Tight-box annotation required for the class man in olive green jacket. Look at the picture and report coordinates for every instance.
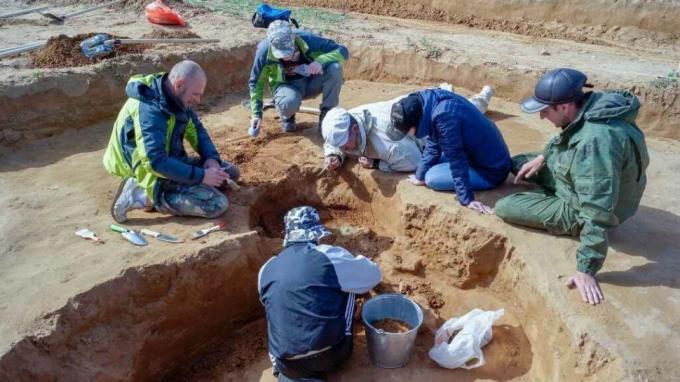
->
[495,68,649,306]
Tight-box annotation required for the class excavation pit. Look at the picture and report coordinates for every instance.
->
[1,5,679,380]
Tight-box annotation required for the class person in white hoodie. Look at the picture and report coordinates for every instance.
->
[321,85,493,173]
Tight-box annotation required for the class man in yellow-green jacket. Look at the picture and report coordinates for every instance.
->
[496,68,649,306]
[103,60,240,223]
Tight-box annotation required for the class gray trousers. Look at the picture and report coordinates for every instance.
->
[156,157,240,219]
[274,62,344,120]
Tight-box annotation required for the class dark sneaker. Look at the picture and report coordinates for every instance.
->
[280,114,297,132]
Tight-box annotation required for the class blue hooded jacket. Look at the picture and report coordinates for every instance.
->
[414,89,511,205]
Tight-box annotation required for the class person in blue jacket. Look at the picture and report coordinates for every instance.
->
[248,20,349,135]
[103,60,240,223]
[385,88,511,214]
[258,206,381,382]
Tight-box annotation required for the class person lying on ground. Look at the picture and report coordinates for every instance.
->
[248,20,349,135]
[385,88,511,214]
[495,68,649,306]
[103,60,240,223]
[321,85,494,174]
[258,206,381,382]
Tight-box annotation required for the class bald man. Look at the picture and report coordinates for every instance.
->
[103,60,240,222]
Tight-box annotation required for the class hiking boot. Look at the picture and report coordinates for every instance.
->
[280,114,296,132]
[111,177,147,223]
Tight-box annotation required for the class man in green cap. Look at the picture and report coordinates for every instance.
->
[495,68,649,306]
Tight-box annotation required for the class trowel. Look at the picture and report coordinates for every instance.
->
[140,229,184,244]
[110,224,148,246]
[191,222,227,240]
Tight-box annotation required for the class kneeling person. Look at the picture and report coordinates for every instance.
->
[386,88,511,214]
[103,60,240,223]
[258,206,381,381]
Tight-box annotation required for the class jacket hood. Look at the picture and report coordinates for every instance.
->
[415,88,457,138]
[582,90,640,124]
[125,73,184,113]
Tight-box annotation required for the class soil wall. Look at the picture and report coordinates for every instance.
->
[343,43,680,140]
[0,232,274,382]
[278,0,680,34]
[0,44,255,147]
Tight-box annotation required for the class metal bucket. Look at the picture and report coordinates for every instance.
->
[361,294,423,368]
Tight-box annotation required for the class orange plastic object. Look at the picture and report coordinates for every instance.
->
[145,0,187,26]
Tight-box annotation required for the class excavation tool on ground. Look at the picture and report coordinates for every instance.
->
[191,222,227,240]
[240,99,320,115]
[75,228,102,242]
[0,5,51,19]
[110,224,148,246]
[39,0,124,24]
[140,229,184,244]
[80,34,220,59]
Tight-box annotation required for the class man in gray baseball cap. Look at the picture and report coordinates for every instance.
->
[247,20,349,135]
[495,68,649,306]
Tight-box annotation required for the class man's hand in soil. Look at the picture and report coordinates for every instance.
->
[324,155,341,172]
[566,272,604,305]
[514,154,545,184]
[202,167,229,187]
[467,200,494,214]
[308,61,323,75]
[203,158,221,169]
[408,174,426,186]
[358,156,375,169]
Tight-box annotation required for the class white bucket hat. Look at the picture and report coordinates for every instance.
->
[321,107,352,147]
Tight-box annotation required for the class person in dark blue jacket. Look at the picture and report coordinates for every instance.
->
[103,60,240,222]
[258,206,381,382]
[385,88,511,214]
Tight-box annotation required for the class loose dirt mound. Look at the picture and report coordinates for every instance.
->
[141,29,201,39]
[30,33,145,69]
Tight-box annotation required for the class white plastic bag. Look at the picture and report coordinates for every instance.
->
[428,308,504,369]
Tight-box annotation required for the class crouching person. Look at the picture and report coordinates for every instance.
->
[258,206,381,381]
[103,60,240,223]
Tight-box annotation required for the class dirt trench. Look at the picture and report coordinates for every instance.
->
[0,157,621,381]
[163,165,623,381]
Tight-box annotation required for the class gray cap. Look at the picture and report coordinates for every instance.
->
[267,20,295,59]
[520,68,591,113]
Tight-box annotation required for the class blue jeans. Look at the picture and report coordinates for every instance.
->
[424,162,499,191]
[273,62,344,120]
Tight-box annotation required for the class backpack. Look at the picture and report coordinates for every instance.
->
[251,4,299,29]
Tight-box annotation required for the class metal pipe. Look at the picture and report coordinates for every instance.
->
[0,42,46,59]
[113,38,220,45]
[0,42,43,54]
[0,6,50,19]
